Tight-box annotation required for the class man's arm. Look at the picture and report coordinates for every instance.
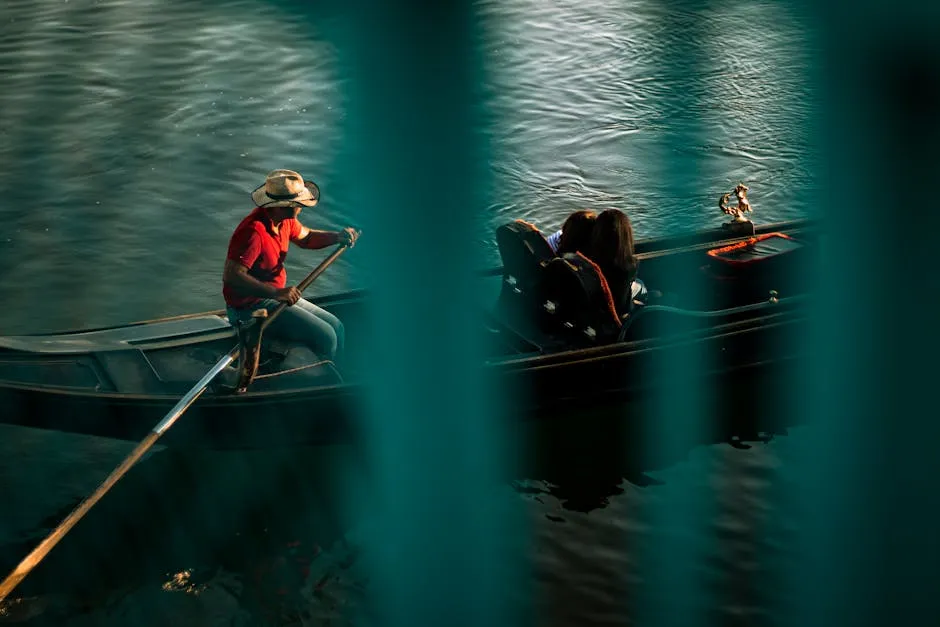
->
[223,228,300,304]
[223,260,300,304]
[291,221,360,249]
[223,260,278,299]
[291,222,340,249]
[224,228,276,298]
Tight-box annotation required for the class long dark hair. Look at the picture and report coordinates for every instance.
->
[556,210,597,255]
[587,209,638,282]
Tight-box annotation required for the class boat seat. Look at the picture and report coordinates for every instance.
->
[249,344,344,388]
[540,253,623,345]
[0,315,234,354]
[95,348,176,394]
[495,220,556,316]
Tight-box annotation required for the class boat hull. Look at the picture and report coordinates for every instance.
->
[0,312,808,449]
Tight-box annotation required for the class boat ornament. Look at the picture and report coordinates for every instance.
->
[719,182,756,235]
[719,183,752,222]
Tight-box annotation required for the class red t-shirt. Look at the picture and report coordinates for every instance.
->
[224,207,319,309]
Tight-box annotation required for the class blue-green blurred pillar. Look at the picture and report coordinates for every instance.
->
[634,2,713,625]
[329,1,522,626]
[788,1,940,626]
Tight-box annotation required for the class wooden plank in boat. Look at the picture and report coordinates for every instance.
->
[94,349,168,394]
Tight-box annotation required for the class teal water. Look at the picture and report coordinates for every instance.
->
[0,0,821,624]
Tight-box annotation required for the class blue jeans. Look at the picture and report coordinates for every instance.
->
[226,297,344,362]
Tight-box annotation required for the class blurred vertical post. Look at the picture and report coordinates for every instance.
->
[634,2,713,625]
[785,1,940,626]
[327,0,521,626]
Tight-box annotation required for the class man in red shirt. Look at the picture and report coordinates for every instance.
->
[222,169,358,363]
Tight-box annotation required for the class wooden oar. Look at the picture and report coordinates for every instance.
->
[0,242,352,605]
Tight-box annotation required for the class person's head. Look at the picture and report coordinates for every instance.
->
[251,169,320,221]
[556,210,597,255]
[587,208,637,277]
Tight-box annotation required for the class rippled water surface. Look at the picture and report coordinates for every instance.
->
[0,0,820,624]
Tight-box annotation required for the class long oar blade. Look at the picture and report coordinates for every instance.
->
[0,347,237,604]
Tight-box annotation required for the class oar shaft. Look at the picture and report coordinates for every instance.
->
[154,347,238,434]
[0,432,159,602]
[0,348,238,604]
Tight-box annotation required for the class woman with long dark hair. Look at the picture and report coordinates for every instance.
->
[586,208,649,316]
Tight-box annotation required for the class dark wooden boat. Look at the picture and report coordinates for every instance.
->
[0,218,819,449]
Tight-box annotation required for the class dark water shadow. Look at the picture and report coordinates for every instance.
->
[507,367,806,514]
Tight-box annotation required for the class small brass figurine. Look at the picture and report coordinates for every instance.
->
[718,183,755,236]
[719,183,752,223]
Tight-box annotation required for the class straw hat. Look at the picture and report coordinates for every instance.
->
[251,169,320,208]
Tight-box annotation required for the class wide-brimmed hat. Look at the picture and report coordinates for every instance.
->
[251,169,320,208]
